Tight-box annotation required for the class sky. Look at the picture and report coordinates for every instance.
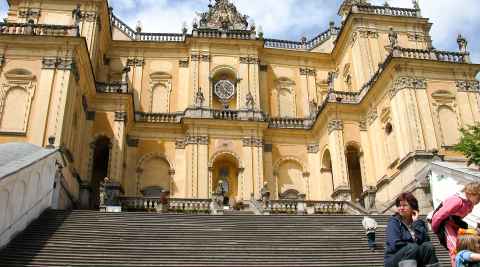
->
[0,0,479,69]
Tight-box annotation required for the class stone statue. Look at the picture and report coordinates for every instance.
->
[260,182,270,207]
[72,4,82,26]
[194,87,205,107]
[327,71,337,91]
[99,177,110,207]
[412,0,420,10]
[457,34,468,53]
[388,27,398,48]
[245,91,255,110]
[309,100,318,117]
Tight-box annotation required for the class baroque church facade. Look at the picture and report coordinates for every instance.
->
[0,0,478,211]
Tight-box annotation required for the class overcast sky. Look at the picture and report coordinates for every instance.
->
[0,0,479,70]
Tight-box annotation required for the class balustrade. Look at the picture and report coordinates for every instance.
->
[135,112,183,123]
[96,82,129,94]
[268,117,310,129]
[0,22,79,37]
[212,109,239,120]
[307,201,345,214]
[356,5,419,17]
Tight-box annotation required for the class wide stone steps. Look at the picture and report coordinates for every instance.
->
[0,210,450,266]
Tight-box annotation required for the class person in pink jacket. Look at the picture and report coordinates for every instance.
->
[431,182,480,267]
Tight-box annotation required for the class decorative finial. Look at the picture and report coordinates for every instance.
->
[384,1,390,7]
[135,20,142,33]
[412,0,420,9]
[300,36,307,44]
[457,34,468,53]
[192,18,198,29]
[329,21,335,30]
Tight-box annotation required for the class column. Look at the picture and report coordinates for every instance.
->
[197,136,209,198]
[263,143,275,199]
[198,53,211,107]
[177,59,190,111]
[249,57,261,110]
[307,144,321,200]
[174,139,187,198]
[124,136,139,195]
[238,57,249,109]
[241,136,264,200]
[189,53,200,107]
[110,112,126,183]
[359,120,375,187]
[33,58,56,146]
[185,135,209,198]
[328,119,350,201]
[128,58,144,110]
[299,68,310,117]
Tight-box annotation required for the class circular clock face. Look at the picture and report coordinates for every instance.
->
[214,80,235,101]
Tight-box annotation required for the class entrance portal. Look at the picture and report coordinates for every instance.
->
[212,154,239,206]
[90,136,111,209]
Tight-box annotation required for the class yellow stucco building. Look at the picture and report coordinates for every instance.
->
[0,0,478,212]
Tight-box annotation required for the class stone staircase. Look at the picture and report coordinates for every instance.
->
[0,210,450,266]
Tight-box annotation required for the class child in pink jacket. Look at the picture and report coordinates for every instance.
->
[431,182,480,266]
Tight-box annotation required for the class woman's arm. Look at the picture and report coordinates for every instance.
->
[412,219,430,244]
[431,196,462,232]
[469,252,480,262]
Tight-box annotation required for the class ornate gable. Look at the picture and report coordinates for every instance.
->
[197,0,250,31]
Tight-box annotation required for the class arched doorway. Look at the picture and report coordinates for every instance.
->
[211,154,239,206]
[346,145,363,202]
[90,136,111,209]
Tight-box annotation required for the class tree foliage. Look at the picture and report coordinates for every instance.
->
[455,123,480,167]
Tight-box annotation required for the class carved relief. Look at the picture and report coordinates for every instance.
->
[201,54,211,62]
[114,112,127,122]
[175,139,186,149]
[307,143,320,154]
[359,120,368,131]
[328,120,343,134]
[191,54,200,61]
[367,108,378,126]
[18,8,41,19]
[242,137,263,147]
[359,30,379,39]
[390,76,426,98]
[197,0,250,31]
[456,80,479,92]
[126,58,145,67]
[299,68,316,76]
[240,56,260,65]
[185,135,209,145]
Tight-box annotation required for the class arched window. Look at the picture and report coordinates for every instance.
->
[0,87,28,131]
[321,149,334,194]
[438,106,459,146]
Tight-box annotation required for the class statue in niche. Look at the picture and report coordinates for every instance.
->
[72,4,82,26]
[194,87,205,107]
[245,91,255,110]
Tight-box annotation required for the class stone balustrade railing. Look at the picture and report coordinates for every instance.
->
[0,22,79,37]
[264,27,340,51]
[110,14,136,39]
[394,47,470,63]
[268,117,312,129]
[119,196,166,212]
[329,91,360,104]
[355,4,420,17]
[267,200,299,214]
[96,82,129,94]
[212,109,239,120]
[193,28,254,40]
[168,198,211,214]
[135,112,183,123]
[307,201,345,214]
[119,197,212,213]
[137,32,185,42]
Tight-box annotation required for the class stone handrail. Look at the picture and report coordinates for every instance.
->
[96,82,129,94]
[328,91,360,104]
[0,145,68,249]
[110,13,136,39]
[0,22,79,37]
[135,112,183,123]
[119,197,211,213]
[355,4,420,17]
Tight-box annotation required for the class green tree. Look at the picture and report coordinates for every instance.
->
[455,123,480,167]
